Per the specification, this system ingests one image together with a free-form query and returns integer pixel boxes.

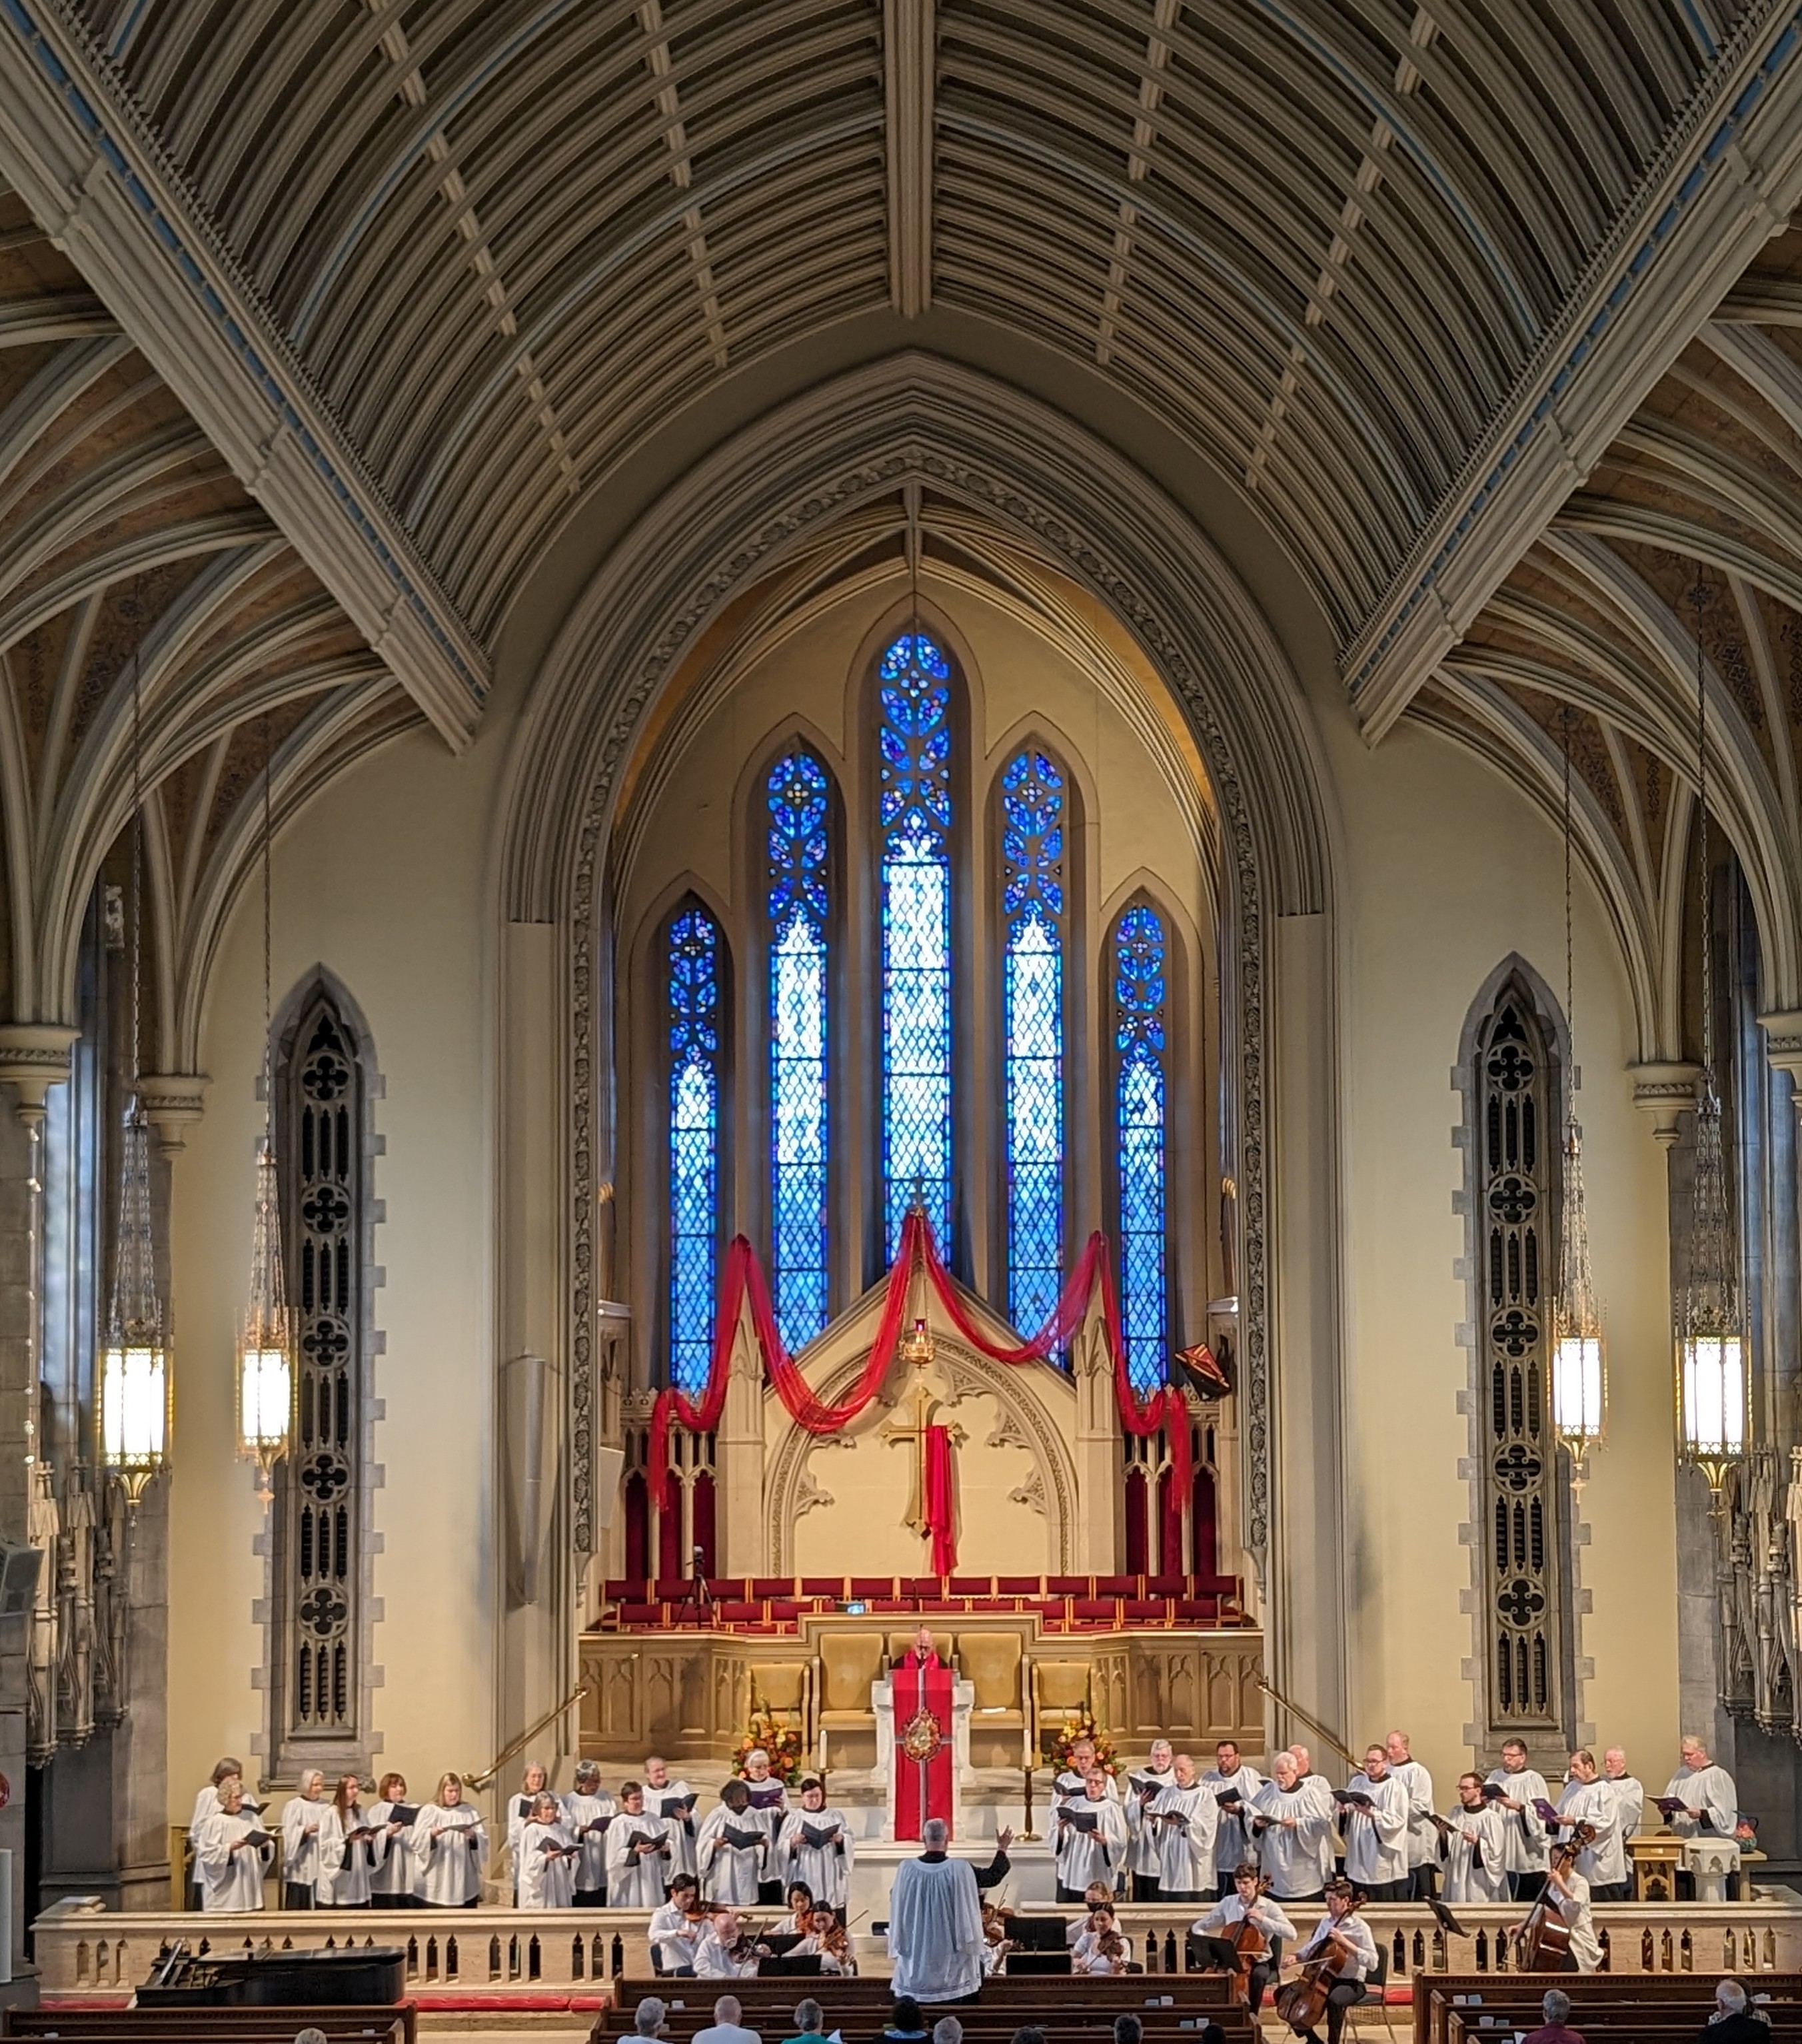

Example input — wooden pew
[1413,1971,1802,2044]
[3,2011,415,2044]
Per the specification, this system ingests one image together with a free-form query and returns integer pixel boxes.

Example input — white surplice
[1555,1777,1620,1886]
[1125,1768,1174,1877]
[1604,1772,1644,1847]
[1054,1792,1129,1891]
[887,1852,986,2001]
[317,1802,386,1905]
[409,1802,485,1906]
[696,1804,766,1903]
[1339,1771,1408,1889]
[605,1811,672,1905]
[1200,1764,1264,1880]
[775,1805,854,1907]
[1251,1777,1336,1898]
[280,1793,328,1893]
[1388,1757,1436,1873]
[1148,1781,1218,1896]
[519,1819,579,1907]
[1437,1802,1510,1904]
[195,1811,271,1913]
[1663,1761,1737,1835]
[367,1800,420,1902]
[562,1790,616,1895]
[1483,1765,1551,1875]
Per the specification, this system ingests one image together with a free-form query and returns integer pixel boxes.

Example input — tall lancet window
[666,901,723,1394]
[1000,748,1066,1336]
[1113,903,1169,1393]
[765,747,831,1349]
[878,630,954,1256]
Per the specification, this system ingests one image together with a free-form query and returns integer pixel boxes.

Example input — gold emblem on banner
[901,1707,944,1763]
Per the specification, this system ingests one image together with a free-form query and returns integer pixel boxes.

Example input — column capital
[1757,1010,1802,1086]
[1628,1060,1701,1147]
[135,1072,209,1157]
[0,1023,80,1126]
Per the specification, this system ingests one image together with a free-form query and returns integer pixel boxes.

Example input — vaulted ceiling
[4,0,1802,1054]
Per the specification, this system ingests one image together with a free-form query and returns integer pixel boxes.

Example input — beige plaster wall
[165,722,497,1804]
[1326,704,1680,1796]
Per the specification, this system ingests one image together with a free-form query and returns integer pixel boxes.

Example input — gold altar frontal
[577,1613,1264,1769]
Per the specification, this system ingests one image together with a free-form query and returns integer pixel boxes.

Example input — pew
[1413,1971,1802,2044]
[3,2011,415,2044]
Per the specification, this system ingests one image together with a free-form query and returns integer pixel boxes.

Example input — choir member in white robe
[776,1779,854,1909]
[1188,1867,1298,2013]
[1555,1751,1623,1898]
[520,1793,582,1909]
[1383,1731,1437,1899]
[1201,1741,1264,1899]
[648,1875,704,1973]
[1338,1749,1409,1901]
[739,1749,788,1904]
[1054,1769,1130,1899]
[1125,1740,1175,1900]
[317,1776,385,1907]
[645,1755,700,1880]
[606,1783,674,1906]
[1602,1749,1644,1849]
[886,1819,986,2003]
[281,1769,329,1910]
[196,1783,273,1913]
[1052,1735,1121,1803]
[1437,1775,1510,1905]
[410,1773,486,1907]
[1150,1754,1218,1903]
[506,1761,550,1901]
[1663,1736,1737,1836]
[369,1773,421,1907]
[694,1909,760,1979]
[1485,1737,1552,1899]
[188,1758,247,1909]
[1252,1753,1335,1901]
[698,1780,768,1904]
[562,1760,616,1907]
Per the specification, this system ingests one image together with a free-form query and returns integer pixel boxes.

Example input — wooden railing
[31,1896,1802,2003]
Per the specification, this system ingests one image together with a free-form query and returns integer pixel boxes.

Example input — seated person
[1698,1979,1771,2043]
[1521,1987,1587,2044]
[1188,1862,1298,2013]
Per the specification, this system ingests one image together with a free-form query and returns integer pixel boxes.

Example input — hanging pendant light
[1551,705,1605,1474]
[98,593,170,1504]
[1676,568,1747,1497]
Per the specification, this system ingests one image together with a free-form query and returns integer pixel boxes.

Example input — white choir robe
[317,1804,385,1905]
[519,1819,580,1907]
[606,1813,672,1906]
[1483,1767,1551,1877]
[1548,1869,1602,1972]
[1126,1771,1174,1877]
[1437,1804,1510,1904]
[562,1791,616,1896]
[409,1805,486,1906]
[1054,1795,1129,1892]
[648,1898,704,1972]
[696,1805,766,1903]
[693,1927,759,1979]
[1149,1783,1218,1897]
[368,1802,420,1902]
[1251,1779,1335,1897]
[649,1781,700,1877]
[1200,1765,1264,1881]
[1389,1759,1435,1874]
[1663,1761,1737,1835]
[1555,1779,1620,1887]
[1339,1773,1408,1890]
[775,1806,854,1908]
[886,1853,986,2002]
[195,1813,271,1913]
[281,1795,329,1893]
[1605,1774,1644,1847]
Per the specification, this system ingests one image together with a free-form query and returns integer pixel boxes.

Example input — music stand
[675,1545,714,1617]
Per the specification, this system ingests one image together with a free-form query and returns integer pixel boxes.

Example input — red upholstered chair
[801,1577,844,1598]
[850,1576,894,1599]
[1175,1596,1219,1624]
[996,1575,1039,1595]
[716,1601,762,1626]
[1122,1599,1168,1624]
[1094,1575,1135,1596]
[710,1577,753,1601]
[1070,1597,1117,1625]
[752,1577,795,1599]
[950,1575,992,1596]
[871,1597,912,1614]
[1048,1575,1088,1596]
[653,1578,688,1600]
[1146,1575,1185,1597]
[620,1603,660,1626]
[904,1577,942,1597]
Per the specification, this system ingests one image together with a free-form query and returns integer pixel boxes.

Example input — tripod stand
[675,1544,714,1617]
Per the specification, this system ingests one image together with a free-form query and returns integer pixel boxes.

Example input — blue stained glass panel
[880,632,954,1255]
[1114,904,1168,1393]
[766,749,830,1350]
[1001,750,1066,1338]
[667,905,720,1394]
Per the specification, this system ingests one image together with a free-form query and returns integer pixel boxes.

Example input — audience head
[1384,1730,1411,1764]
[932,2021,962,2044]
[1717,1980,1749,2015]
[1010,2029,1047,2044]
[922,1816,950,1849]
[212,1756,244,1787]
[295,2030,329,2044]
[794,2001,824,2036]
[437,1771,464,1806]
[1540,1990,1571,2024]
[1112,2016,1144,2044]
[633,2000,668,2038]
[889,1998,925,2035]
[712,2000,742,2029]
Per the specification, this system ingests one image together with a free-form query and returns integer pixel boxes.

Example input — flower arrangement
[730,1693,808,1787]
[1046,1705,1119,1777]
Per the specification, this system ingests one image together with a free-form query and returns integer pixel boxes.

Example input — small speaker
[0,1543,45,1617]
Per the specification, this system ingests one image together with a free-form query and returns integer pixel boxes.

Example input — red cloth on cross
[892,1649,956,1842]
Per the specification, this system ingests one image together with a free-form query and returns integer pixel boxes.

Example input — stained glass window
[878,630,954,1256]
[1000,748,1066,1337]
[667,902,722,1394]
[766,747,830,1350]
[1114,904,1168,1393]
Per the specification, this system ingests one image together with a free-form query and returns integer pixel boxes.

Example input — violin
[1517,1828,1594,1972]
[1272,1893,1367,2035]
[1228,1876,1275,2007]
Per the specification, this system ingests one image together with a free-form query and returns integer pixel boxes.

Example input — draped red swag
[648,1212,1195,1557]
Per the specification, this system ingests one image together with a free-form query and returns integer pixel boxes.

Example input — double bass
[1517,1826,1595,1972]
[1272,1890,1367,2035]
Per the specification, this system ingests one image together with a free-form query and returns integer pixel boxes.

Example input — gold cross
[879,1376,966,1539]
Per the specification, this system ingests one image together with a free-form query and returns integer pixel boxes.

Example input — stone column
[1070,1308,1122,1575]
[715,1304,766,1575]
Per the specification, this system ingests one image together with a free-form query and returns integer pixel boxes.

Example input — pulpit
[874,1661,974,1840]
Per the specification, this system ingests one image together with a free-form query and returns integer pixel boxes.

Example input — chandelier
[1551,706,1605,1472]
[1675,570,1746,1496]
[98,600,169,1503]
[238,712,292,1480]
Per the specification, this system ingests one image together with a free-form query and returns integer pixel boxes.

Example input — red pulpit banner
[892,1651,955,1841]
[924,1424,958,1577]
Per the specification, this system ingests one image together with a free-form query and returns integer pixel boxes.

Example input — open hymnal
[722,1824,767,1852]
[799,1823,842,1850]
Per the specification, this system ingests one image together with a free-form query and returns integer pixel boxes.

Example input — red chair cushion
[850,1577,893,1597]
[996,1575,1039,1595]
[752,1577,794,1599]
[801,1576,844,1597]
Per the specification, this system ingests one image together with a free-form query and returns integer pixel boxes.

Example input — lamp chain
[129,589,143,1095]
[262,708,273,1134]
[1695,568,1713,1094]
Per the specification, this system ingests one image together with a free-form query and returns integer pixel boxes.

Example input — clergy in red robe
[893,1626,956,1841]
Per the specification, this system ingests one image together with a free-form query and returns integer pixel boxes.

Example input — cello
[1273,1885,1368,2035]
[1227,1873,1276,2006]
[1517,1827,1595,1972]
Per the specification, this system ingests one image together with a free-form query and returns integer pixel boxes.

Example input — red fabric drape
[924,1424,958,1577]
[650,1213,1194,1511]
